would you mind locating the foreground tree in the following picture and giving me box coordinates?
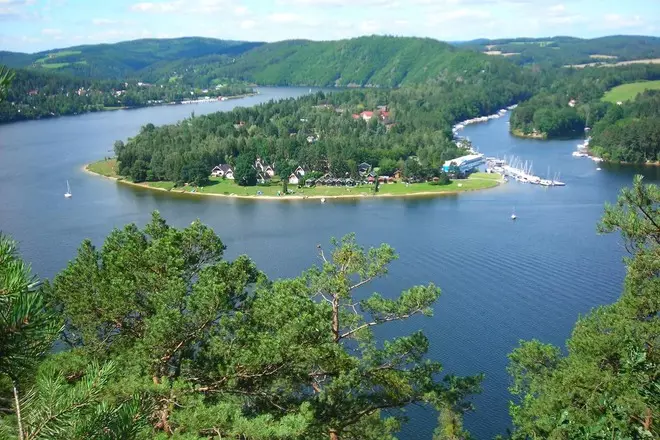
[0,235,147,439]
[46,214,480,438]
[507,175,659,439]
[0,66,13,101]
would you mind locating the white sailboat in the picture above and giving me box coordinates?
[64,180,72,198]
[511,207,517,220]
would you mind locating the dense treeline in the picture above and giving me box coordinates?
[115,78,532,185]
[203,36,523,87]
[0,37,263,80]
[589,90,660,162]
[459,35,660,67]
[0,67,252,123]
[510,64,660,138]
[1,179,657,439]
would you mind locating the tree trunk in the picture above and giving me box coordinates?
[329,429,339,440]
[332,295,340,343]
[13,382,24,440]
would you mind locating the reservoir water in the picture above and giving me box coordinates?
[1,87,659,439]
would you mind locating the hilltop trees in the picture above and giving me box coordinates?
[507,176,659,439]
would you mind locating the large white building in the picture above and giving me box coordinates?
[442,154,485,173]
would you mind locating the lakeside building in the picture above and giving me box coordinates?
[442,154,485,173]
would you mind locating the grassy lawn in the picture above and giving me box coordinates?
[602,80,660,103]
[168,172,499,198]
[87,159,500,198]
[87,159,119,177]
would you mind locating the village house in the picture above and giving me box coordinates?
[254,158,276,177]
[360,111,374,121]
[254,157,265,172]
[357,162,372,176]
[211,164,234,179]
[294,166,306,176]
[288,173,300,185]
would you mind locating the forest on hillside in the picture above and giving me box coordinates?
[0,68,252,123]
[589,90,660,162]
[459,35,660,67]
[509,64,660,139]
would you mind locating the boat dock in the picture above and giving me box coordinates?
[486,156,565,187]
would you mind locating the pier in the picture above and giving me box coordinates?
[486,156,565,187]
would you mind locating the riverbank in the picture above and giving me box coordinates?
[85,159,502,200]
[1,92,259,125]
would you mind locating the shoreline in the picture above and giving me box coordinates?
[1,91,259,125]
[83,164,502,201]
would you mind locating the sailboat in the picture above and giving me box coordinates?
[64,180,72,198]
[511,207,517,220]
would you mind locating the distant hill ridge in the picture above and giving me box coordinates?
[3,34,660,87]
[0,35,517,87]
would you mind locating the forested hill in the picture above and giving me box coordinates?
[3,35,520,87]
[0,37,264,79]
[457,35,660,67]
[205,36,520,87]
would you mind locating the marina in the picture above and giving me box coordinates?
[451,105,566,187]
[485,156,566,186]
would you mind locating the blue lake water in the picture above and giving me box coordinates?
[1,89,658,439]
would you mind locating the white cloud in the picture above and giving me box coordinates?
[41,27,62,35]
[428,8,491,25]
[92,18,116,26]
[602,13,644,28]
[130,0,241,14]
[240,19,256,29]
[234,5,249,16]
[268,12,303,24]
[130,1,182,13]
[359,20,381,34]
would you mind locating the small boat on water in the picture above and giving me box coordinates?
[64,180,72,198]
[321,197,326,203]
[511,207,517,221]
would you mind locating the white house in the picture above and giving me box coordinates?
[264,165,275,177]
[294,166,306,176]
[211,164,234,179]
[288,173,300,185]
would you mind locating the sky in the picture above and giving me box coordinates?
[1,0,659,53]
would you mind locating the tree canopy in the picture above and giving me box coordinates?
[507,176,659,439]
